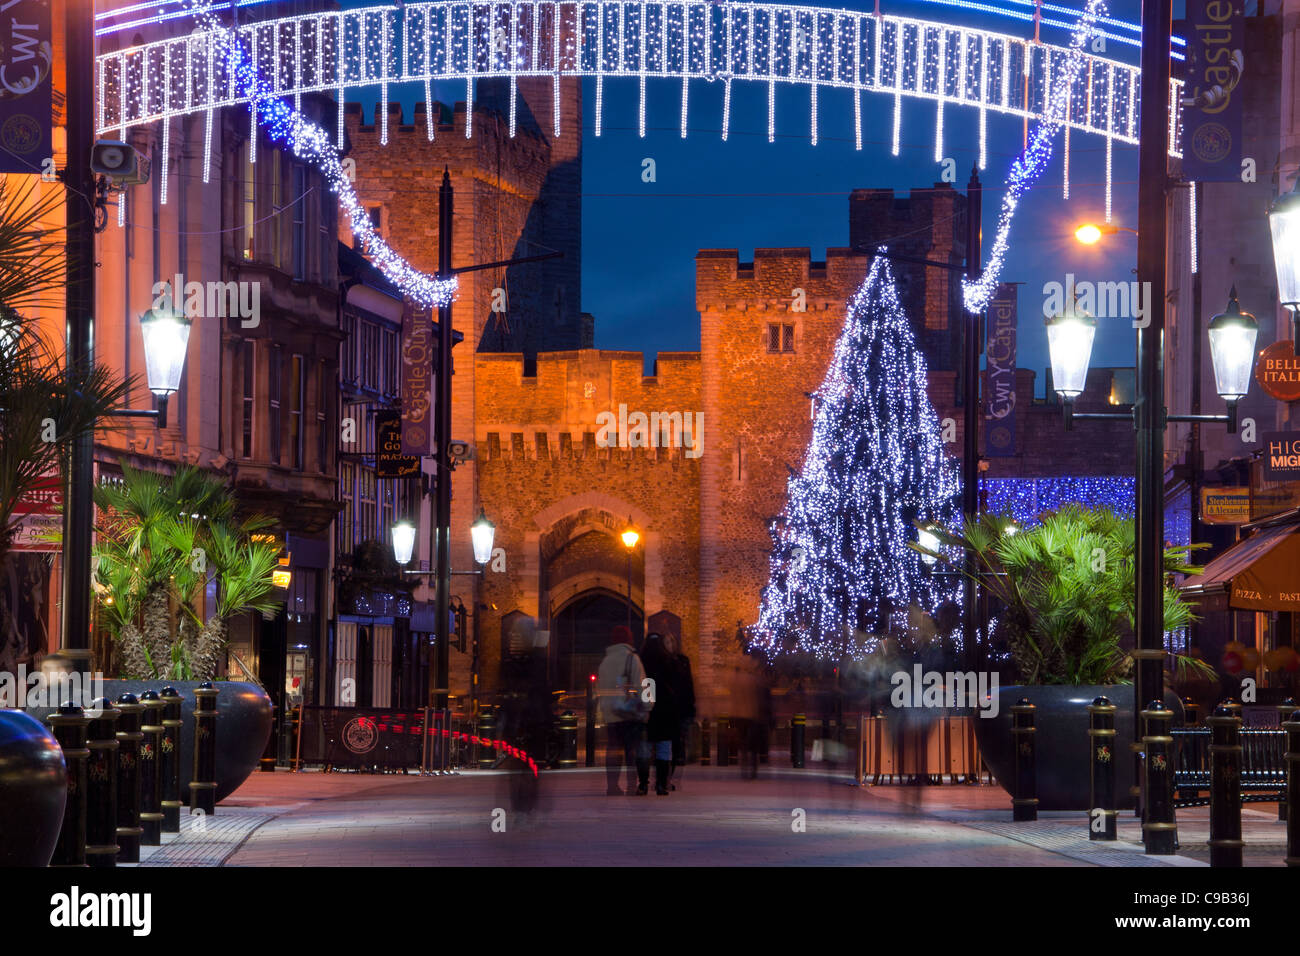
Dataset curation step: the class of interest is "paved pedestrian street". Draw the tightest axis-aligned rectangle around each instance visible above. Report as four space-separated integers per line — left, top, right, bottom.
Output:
127 767 1291 867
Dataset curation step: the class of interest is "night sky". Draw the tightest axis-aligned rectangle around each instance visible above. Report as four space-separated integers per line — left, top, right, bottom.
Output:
363 0 1165 392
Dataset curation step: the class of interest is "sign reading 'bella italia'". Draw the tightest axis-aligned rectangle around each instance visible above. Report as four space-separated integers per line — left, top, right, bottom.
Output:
1254 340 1300 403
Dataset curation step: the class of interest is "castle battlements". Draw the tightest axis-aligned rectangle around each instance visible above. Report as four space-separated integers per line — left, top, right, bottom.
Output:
694 248 867 313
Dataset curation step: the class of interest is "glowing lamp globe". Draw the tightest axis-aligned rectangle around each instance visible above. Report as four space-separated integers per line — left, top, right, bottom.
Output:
471 509 495 565
1045 305 1097 400
1268 180 1300 310
1074 223 1104 245
1206 288 1259 402
139 292 192 397
916 526 939 566
621 525 640 550
391 521 416 566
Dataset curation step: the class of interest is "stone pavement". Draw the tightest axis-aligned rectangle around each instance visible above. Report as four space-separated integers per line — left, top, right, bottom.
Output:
128 764 1290 867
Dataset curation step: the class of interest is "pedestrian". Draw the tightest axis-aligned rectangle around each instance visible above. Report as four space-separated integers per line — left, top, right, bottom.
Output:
597 625 649 795
663 632 695 791
640 633 681 795
729 655 770 779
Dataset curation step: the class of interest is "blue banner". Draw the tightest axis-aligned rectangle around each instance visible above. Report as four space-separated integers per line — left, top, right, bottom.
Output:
1178 1 1245 182
0 0 52 174
984 284 1017 457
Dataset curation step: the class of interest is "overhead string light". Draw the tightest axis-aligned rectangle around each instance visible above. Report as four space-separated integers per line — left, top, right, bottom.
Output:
180 0 456 308
1188 182 1198 274
963 0 1106 315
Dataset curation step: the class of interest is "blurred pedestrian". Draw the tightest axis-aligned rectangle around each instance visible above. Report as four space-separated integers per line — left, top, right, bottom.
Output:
640 633 681 795
597 625 649 795
663 632 695 791
730 655 771 779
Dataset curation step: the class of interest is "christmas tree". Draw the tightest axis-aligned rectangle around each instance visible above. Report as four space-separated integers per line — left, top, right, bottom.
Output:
750 253 962 661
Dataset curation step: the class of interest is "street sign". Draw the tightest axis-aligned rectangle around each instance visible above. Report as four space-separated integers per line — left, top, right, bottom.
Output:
376 410 419 479
1261 432 1300 483
1176 1 1244 182
1254 341 1300 403
11 476 62 552
400 301 433 456
1200 486 1250 525
983 283 1017 457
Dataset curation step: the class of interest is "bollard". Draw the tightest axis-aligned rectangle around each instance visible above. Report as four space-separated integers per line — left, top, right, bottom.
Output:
557 711 578 768
585 679 597 767
716 715 731 767
85 698 119 867
47 702 89 867
700 718 711 766
115 693 144 864
1183 698 1200 728
1010 698 1037 821
476 707 496 769
1284 707 1300 867
138 690 164 846
1141 700 1178 855
1087 696 1117 841
190 682 219 816
791 714 806 769
1208 701 1244 867
160 687 183 833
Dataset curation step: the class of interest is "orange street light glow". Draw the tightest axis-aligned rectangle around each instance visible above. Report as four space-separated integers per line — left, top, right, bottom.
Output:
1075 223 1104 244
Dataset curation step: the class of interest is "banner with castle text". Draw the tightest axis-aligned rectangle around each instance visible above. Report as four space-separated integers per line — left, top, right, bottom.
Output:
1177 1 1244 182
400 301 432 457
0 0 52 174
983 284 1017 457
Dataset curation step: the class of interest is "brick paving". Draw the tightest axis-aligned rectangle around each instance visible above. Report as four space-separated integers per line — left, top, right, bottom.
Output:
137 764 1276 867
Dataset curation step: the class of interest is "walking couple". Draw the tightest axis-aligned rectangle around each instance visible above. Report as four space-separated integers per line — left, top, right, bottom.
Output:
597 625 695 796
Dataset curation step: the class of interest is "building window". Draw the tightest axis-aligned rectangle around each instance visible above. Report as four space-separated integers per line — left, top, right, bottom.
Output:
381 327 397 398
290 353 305 471
317 360 328 472
291 163 307 280
269 345 282 464
359 467 376 542
362 321 379 391
242 146 255 260
240 340 255 459
340 312 356 385
767 323 795 353
320 184 333 282
270 151 284 268
339 461 355 554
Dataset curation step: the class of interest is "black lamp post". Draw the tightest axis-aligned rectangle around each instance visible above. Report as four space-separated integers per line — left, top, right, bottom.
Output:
621 520 639 636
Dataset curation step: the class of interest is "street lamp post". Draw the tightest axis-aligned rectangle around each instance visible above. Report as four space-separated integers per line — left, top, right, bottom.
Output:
621 521 639 636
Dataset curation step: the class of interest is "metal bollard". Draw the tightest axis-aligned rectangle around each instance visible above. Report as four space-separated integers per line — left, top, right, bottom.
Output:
1010 698 1037 821
700 718 711 766
115 693 144 864
138 690 164 846
1208 701 1244 867
47 702 89 867
1087 696 1117 841
1141 700 1178 855
85 698 119 867
585 679 597 767
476 708 497 769
160 687 182 833
716 716 731 767
791 714 806 769
557 711 578 767
190 682 219 816
1285 707 1300 867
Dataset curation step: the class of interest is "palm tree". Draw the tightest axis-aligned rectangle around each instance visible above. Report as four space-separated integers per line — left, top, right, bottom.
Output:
0 179 132 576
93 463 282 680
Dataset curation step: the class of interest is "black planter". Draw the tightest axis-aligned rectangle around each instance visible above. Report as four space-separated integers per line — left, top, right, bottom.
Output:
0 709 68 866
30 680 271 804
974 684 1183 811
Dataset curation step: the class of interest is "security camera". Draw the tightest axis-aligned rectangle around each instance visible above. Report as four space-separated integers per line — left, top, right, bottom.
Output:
91 140 150 186
447 440 475 463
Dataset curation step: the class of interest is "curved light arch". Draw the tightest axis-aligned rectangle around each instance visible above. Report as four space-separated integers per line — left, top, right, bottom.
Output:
95 1 1184 165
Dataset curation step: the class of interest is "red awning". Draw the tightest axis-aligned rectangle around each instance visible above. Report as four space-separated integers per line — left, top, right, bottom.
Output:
1180 521 1300 612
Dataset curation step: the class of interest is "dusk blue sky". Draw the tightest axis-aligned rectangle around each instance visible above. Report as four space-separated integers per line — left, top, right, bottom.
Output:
347 0 1199 393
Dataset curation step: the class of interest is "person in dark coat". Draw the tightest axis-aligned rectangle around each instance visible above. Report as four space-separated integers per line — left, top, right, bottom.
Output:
639 633 680 795
663 632 695 790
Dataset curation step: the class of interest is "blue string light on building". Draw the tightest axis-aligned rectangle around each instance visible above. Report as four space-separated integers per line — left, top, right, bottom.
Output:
981 476 1135 525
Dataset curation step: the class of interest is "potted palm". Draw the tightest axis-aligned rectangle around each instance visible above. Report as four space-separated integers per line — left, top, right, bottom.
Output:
914 505 1212 809
86 463 281 800
0 180 133 864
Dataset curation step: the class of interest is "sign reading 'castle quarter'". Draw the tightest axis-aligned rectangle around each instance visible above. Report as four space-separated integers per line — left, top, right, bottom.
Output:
983 283 1017 457
1177 0 1244 182
400 300 432 456
1262 433 1300 482
1254 341 1300 402
0 0 52 174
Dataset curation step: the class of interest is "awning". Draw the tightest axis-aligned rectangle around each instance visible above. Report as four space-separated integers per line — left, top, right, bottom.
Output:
1180 520 1300 612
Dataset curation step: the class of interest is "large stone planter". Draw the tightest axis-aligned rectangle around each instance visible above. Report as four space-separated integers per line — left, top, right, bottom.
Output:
973 684 1183 811
0 709 67 866
29 680 271 804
